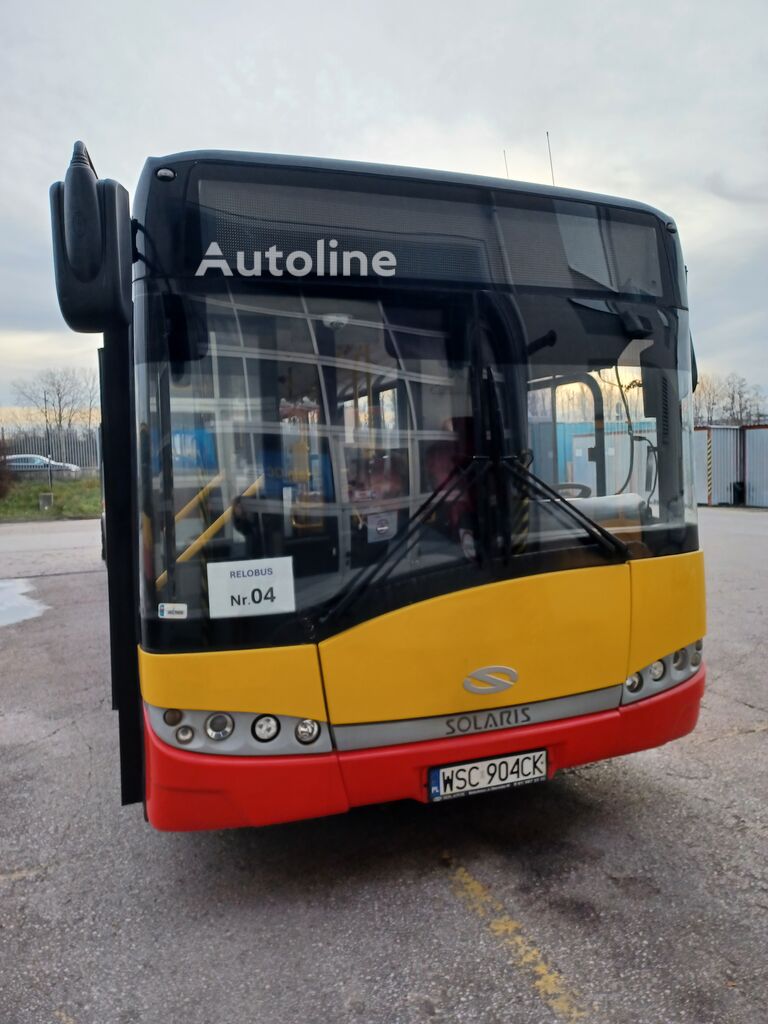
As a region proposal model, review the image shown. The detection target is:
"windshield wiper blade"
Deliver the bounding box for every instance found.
[317,455,491,630]
[501,454,629,560]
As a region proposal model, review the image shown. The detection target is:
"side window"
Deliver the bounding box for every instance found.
[527,379,604,497]
[555,381,601,498]
[531,370,660,506]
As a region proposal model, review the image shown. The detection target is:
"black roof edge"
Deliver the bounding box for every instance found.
[137,149,676,225]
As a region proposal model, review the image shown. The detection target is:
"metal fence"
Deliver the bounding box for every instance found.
[0,426,100,469]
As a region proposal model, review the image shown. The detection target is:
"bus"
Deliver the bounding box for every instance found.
[50,143,706,830]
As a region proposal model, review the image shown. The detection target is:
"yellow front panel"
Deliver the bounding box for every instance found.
[138,645,328,719]
[628,551,706,672]
[318,565,631,725]
[138,553,704,726]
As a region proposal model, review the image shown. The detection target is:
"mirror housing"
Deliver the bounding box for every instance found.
[645,446,656,493]
[50,142,132,333]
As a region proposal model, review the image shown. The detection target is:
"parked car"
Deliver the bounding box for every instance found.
[3,454,81,478]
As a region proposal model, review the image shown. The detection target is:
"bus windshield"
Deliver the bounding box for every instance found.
[134,172,696,648]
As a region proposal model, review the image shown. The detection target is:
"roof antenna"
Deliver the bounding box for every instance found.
[546,131,556,186]
[503,149,510,179]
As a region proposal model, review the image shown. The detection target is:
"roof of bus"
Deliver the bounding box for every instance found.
[137,149,676,225]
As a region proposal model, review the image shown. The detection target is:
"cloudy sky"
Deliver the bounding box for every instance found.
[1,0,766,406]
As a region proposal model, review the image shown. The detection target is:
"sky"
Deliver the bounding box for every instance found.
[1,0,766,407]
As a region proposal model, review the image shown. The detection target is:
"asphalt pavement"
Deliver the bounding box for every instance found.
[0,510,766,1024]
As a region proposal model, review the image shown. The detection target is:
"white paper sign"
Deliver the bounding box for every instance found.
[206,557,296,619]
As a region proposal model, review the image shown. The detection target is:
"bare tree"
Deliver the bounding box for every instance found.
[3,406,41,430]
[693,372,725,425]
[748,383,766,424]
[78,367,101,429]
[12,368,85,430]
[721,373,749,425]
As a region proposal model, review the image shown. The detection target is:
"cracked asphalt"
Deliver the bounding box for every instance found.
[0,509,766,1024]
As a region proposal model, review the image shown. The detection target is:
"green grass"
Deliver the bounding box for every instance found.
[0,476,102,521]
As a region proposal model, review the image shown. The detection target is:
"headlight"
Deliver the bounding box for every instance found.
[672,649,688,672]
[150,706,332,754]
[622,641,704,705]
[625,672,644,693]
[252,715,280,742]
[175,725,194,744]
[204,713,235,741]
[295,719,321,744]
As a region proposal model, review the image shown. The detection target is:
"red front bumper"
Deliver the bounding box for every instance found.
[144,667,706,831]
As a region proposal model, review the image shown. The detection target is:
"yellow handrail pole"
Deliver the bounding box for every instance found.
[174,472,224,524]
[156,474,264,590]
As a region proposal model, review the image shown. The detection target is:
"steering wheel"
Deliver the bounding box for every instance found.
[555,482,592,498]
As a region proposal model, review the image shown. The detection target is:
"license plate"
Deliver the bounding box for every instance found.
[428,749,547,802]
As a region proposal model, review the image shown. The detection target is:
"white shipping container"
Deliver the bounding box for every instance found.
[745,427,768,508]
[693,426,742,505]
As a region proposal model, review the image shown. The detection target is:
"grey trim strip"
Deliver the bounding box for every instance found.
[145,703,332,756]
[331,685,624,752]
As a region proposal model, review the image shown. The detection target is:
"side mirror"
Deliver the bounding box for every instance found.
[50,142,132,333]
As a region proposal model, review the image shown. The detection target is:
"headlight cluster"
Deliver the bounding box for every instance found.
[622,639,703,705]
[153,706,326,755]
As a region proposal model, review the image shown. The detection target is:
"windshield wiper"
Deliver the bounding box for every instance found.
[317,454,491,631]
[501,454,629,560]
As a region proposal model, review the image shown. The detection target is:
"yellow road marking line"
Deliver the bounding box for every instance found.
[0,866,44,882]
[451,861,587,1022]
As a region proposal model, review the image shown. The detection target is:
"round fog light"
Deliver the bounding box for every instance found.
[295,719,321,744]
[176,725,194,745]
[649,660,666,682]
[252,715,280,742]
[163,708,183,727]
[672,649,688,672]
[690,650,702,668]
[626,672,643,693]
[205,713,235,741]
